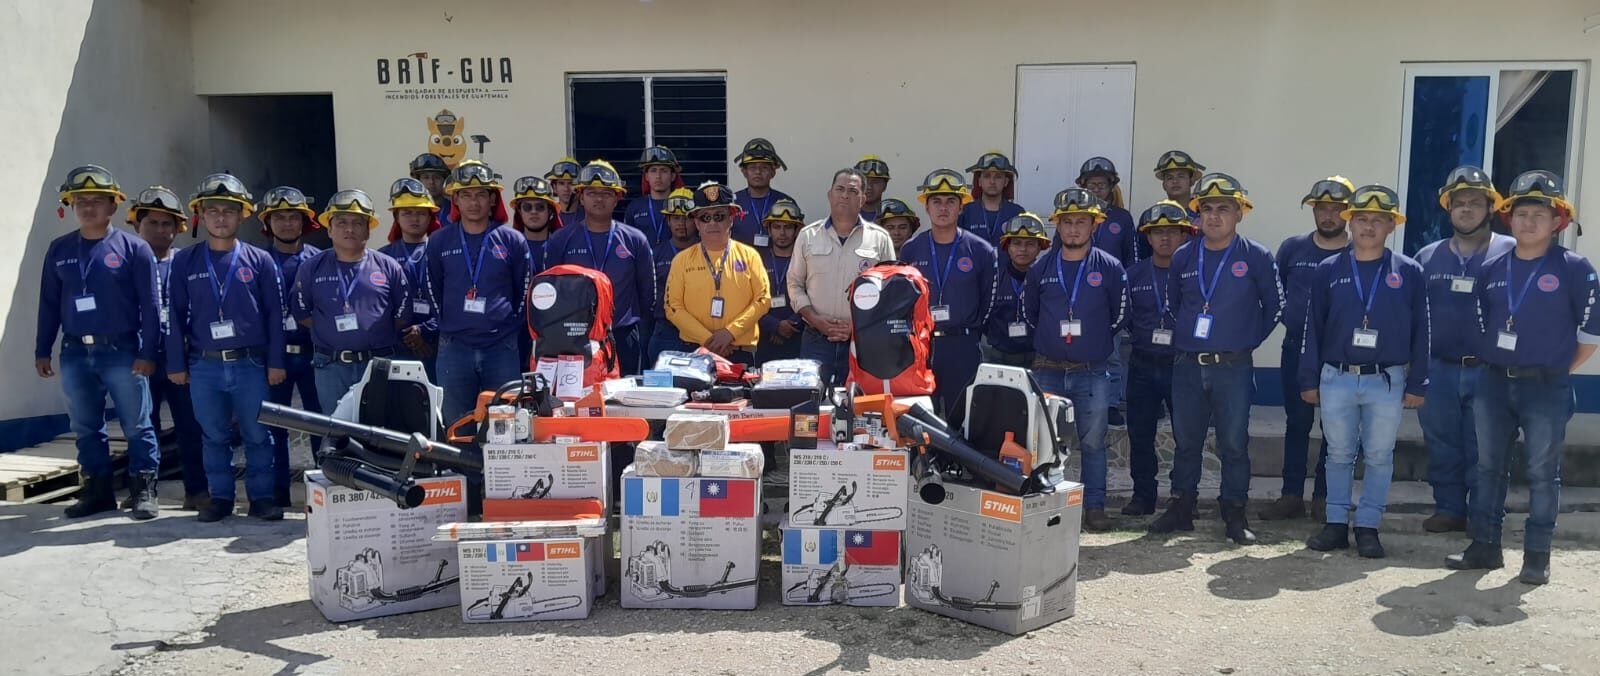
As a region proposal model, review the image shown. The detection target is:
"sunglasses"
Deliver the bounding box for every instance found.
[327,190,376,214]
[62,165,117,191]
[194,173,251,201]
[390,177,429,199]
[695,211,730,224]
[518,200,549,212]
[260,187,312,210]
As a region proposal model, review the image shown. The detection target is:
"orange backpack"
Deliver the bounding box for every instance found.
[848,263,936,396]
[525,264,619,386]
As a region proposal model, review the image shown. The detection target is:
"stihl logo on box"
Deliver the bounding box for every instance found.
[872,454,906,471]
[421,483,464,506]
[979,492,1023,523]
[547,542,583,559]
[567,445,600,462]
[1066,488,1084,507]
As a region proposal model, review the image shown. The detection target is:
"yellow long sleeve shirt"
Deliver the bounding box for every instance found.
[665,241,771,349]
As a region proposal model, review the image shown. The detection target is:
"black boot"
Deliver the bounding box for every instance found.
[1220,501,1257,545]
[1148,494,1197,533]
[1306,523,1349,551]
[248,498,284,521]
[1519,551,1550,585]
[129,471,159,521]
[65,473,117,518]
[1354,527,1385,558]
[119,472,136,510]
[1121,496,1157,516]
[197,497,233,523]
[1446,540,1504,570]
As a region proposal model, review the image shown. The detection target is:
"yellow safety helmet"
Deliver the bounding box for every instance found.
[545,157,581,182]
[125,186,188,231]
[1188,172,1253,215]
[257,186,319,234]
[1437,165,1503,211]
[1138,200,1197,232]
[1050,188,1107,224]
[318,189,379,230]
[58,164,127,206]
[999,212,1052,246]
[856,155,891,180]
[389,177,440,213]
[1496,170,1576,231]
[188,173,255,218]
[916,169,974,206]
[1300,175,1356,206]
[445,159,502,195]
[573,160,627,195]
[1153,150,1206,179]
[765,197,807,226]
[661,187,694,217]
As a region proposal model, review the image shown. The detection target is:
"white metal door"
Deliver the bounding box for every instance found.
[1014,64,1137,218]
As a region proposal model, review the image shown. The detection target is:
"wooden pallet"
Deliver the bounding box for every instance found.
[0,420,159,504]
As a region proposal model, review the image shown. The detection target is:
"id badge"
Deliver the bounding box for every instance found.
[1059,319,1083,337]
[710,296,725,319]
[1193,313,1214,340]
[1450,277,1474,294]
[771,295,787,309]
[74,294,96,312]
[335,313,359,332]
[1496,330,1518,351]
[209,320,236,340]
[1008,322,1028,338]
[1152,328,1174,346]
[463,297,487,314]
[931,305,951,322]
[282,315,297,331]
[412,299,430,315]
[1351,328,1379,348]
[754,233,770,247]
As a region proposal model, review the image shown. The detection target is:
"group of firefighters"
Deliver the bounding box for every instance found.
[36,136,1596,586]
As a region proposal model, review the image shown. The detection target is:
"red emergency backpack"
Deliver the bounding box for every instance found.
[526,264,619,387]
[848,263,935,396]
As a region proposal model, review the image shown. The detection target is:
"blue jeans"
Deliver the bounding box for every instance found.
[800,327,851,390]
[1107,330,1129,408]
[1170,355,1255,503]
[268,350,321,499]
[1470,369,1573,553]
[438,333,523,425]
[1420,359,1484,518]
[59,341,159,476]
[188,355,274,502]
[313,356,372,415]
[1035,365,1112,510]
[1280,341,1327,498]
[645,320,693,369]
[1126,351,1174,504]
[1317,365,1405,528]
[150,367,206,496]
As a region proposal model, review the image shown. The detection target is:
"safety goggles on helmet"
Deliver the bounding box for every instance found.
[855,156,891,179]
[1436,165,1502,210]
[638,146,680,170]
[916,169,974,205]
[1000,212,1051,244]
[765,198,806,225]
[1138,200,1197,232]
[189,173,254,217]
[388,177,439,213]
[319,189,379,230]
[1153,150,1206,177]
[1496,170,1576,223]
[513,175,559,202]
[545,158,581,182]
[1050,188,1106,223]
[1188,172,1253,214]
[1341,185,1405,224]
[259,186,314,212]
[736,138,787,169]
[876,198,920,224]
[574,161,626,193]
[59,164,126,204]
[409,153,449,177]
[125,186,188,229]
[1077,156,1119,183]
[446,160,502,195]
[1301,176,1356,206]
[663,196,695,217]
[966,152,1016,175]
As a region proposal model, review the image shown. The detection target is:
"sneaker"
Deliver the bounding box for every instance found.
[198,499,233,523]
[248,499,284,521]
[1107,408,1126,430]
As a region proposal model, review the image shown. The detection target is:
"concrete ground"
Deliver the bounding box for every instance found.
[4,479,1600,676]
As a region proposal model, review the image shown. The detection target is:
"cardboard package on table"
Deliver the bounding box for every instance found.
[483,441,611,507]
[619,466,761,609]
[305,472,468,622]
[903,478,1083,635]
[787,445,910,530]
[663,413,730,450]
[459,538,599,622]
[439,506,610,601]
[780,519,901,607]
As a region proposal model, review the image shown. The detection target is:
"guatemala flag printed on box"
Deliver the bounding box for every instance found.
[783,528,840,566]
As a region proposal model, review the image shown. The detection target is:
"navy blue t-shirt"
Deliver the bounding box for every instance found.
[759,248,802,339]
[379,239,439,342]
[902,229,997,332]
[36,228,160,361]
[1126,258,1178,356]
[542,221,655,328]
[1168,235,1283,353]
[732,188,791,246]
[1275,233,1346,344]
[1476,245,1600,370]
[269,244,322,347]
[1025,246,1127,363]
[424,222,530,349]
[165,240,286,369]
[985,262,1033,354]
[292,249,411,352]
[1415,234,1515,360]
[625,194,675,246]
[652,239,694,320]
[959,200,1025,245]
[1299,250,1430,395]
[1094,206,1139,269]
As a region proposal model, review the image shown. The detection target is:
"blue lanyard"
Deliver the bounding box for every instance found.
[700,244,730,293]
[1347,252,1389,326]
[1055,251,1090,319]
[1151,266,1172,326]
[336,254,366,312]
[646,198,664,242]
[927,231,964,303]
[402,241,426,283]
[1504,254,1548,330]
[1009,275,1026,320]
[587,227,617,271]
[1196,237,1239,312]
[77,234,102,288]
[202,244,244,319]
[457,227,491,295]
[745,194,773,223]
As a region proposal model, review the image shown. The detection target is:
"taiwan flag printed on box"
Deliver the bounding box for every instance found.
[699,479,755,518]
[843,530,899,566]
[486,541,545,563]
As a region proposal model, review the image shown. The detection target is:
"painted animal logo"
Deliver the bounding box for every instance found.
[427,109,467,168]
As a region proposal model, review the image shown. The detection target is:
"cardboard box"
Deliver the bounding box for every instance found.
[698,443,764,478]
[305,472,467,622]
[484,441,610,507]
[632,440,698,477]
[619,467,761,609]
[663,413,730,450]
[458,538,597,622]
[787,446,910,530]
[780,520,901,607]
[903,479,1084,635]
[436,512,610,600]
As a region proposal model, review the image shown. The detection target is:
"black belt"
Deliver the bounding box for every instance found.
[1326,362,1402,376]
[1495,365,1566,380]
[316,347,396,364]
[198,348,263,362]
[932,328,975,338]
[1181,350,1250,366]
[1032,357,1106,371]
[1438,356,1482,367]
[65,333,133,346]
[285,344,309,354]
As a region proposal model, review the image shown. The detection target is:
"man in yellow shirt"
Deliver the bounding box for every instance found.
[666,181,772,366]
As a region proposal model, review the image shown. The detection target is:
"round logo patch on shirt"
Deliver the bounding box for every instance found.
[733,259,747,273]
[1538,273,1560,292]
[530,281,558,310]
[859,259,872,272]
[616,244,631,259]
[853,278,882,310]
[1231,261,1249,277]
[1087,271,1104,287]
[1385,272,1403,289]
[957,256,974,273]
[236,266,255,283]
[1109,222,1122,235]
[491,244,508,260]
[102,252,123,269]
[369,270,387,287]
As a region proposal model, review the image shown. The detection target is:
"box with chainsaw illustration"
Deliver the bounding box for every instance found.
[779,519,902,607]
[458,538,596,622]
[483,441,611,507]
[305,471,468,622]
[619,466,761,609]
[787,445,910,530]
[903,478,1083,635]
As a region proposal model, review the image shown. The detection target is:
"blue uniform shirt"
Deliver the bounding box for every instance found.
[759,248,803,338]
[36,228,161,361]
[626,195,675,246]
[379,239,439,342]
[903,229,997,333]
[165,241,287,369]
[1094,206,1139,268]
[1126,259,1179,356]
[425,222,530,349]
[985,261,1033,354]
[525,236,550,279]
[292,249,411,353]
[1025,246,1127,363]
[436,195,456,229]
[1275,233,1346,344]
[959,200,1025,245]
[1415,233,1515,360]
[153,251,176,369]
[652,239,693,320]
[1299,250,1430,395]
[543,220,655,328]
[1476,245,1600,370]
[269,244,321,347]
[1169,235,1283,353]
[732,188,791,246]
